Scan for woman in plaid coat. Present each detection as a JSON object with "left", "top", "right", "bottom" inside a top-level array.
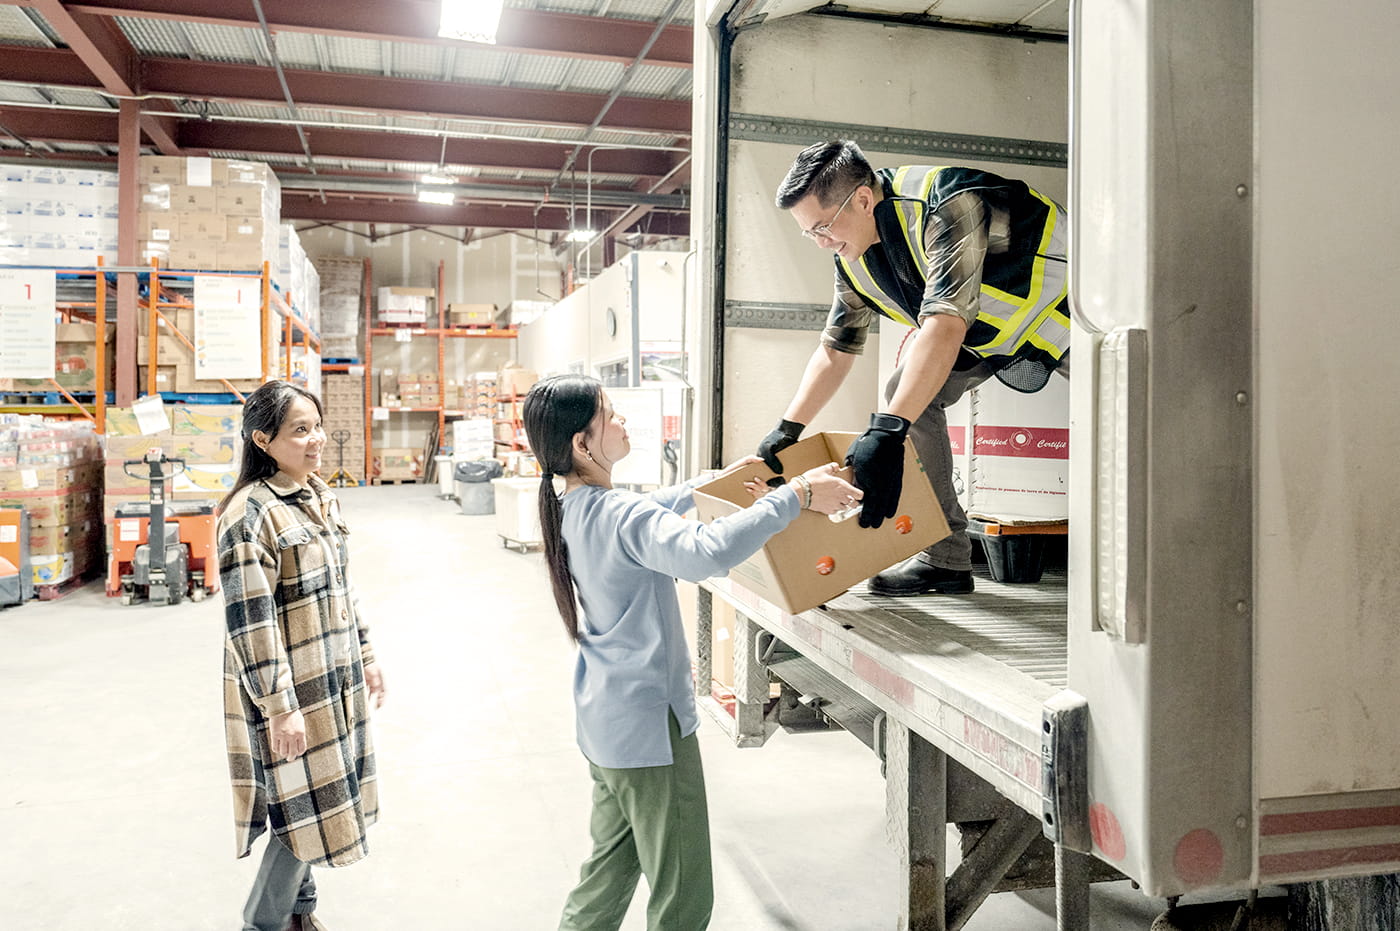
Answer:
[{"left": 217, "top": 381, "right": 387, "bottom": 931}]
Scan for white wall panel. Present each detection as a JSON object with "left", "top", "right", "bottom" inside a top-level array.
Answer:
[{"left": 1255, "top": 0, "right": 1400, "bottom": 799}]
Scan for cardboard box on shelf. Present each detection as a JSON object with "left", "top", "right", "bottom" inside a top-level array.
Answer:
[
  {"left": 448, "top": 303, "right": 497, "bottom": 327},
  {"left": 380, "top": 307, "right": 427, "bottom": 325},
  {"left": 216, "top": 184, "right": 266, "bottom": 217},
  {"left": 692, "top": 432, "right": 950, "bottom": 616},
  {"left": 178, "top": 212, "right": 226, "bottom": 240},
  {"left": 0, "top": 322, "right": 115, "bottom": 393},
  {"left": 138, "top": 156, "right": 185, "bottom": 184},
  {"left": 106, "top": 434, "right": 240, "bottom": 466},
  {"left": 138, "top": 212, "right": 178, "bottom": 241},
  {"left": 137, "top": 333, "right": 195, "bottom": 368},
  {"left": 218, "top": 242, "right": 266, "bottom": 270},
  {"left": 497, "top": 363, "right": 537, "bottom": 398},
  {"left": 171, "top": 404, "right": 244, "bottom": 437},
  {"left": 169, "top": 185, "right": 218, "bottom": 213},
  {"left": 136, "top": 365, "right": 179, "bottom": 394},
  {"left": 374, "top": 448, "right": 421, "bottom": 481},
  {"left": 225, "top": 216, "right": 266, "bottom": 242},
  {"left": 137, "top": 307, "right": 194, "bottom": 337}
]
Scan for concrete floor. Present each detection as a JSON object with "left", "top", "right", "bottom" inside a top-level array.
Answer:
[{"left": 0, "top": 483, "right": 1171, "bottom": 929}]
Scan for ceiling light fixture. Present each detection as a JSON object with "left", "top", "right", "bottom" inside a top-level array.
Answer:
[
  {"left": 566, "top": 230, "right": 597, "bottom": 243},
  {"left": 421, "top": 172, "right": 456, "bottom": 185},
  {"left": 438, "top": 0, "right": 505, "bottom": 45},
  {"left": 418, "top": 190, "right": 456, "bottom": 205}
]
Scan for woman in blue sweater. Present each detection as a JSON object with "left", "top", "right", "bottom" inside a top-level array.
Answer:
[{"left": 523, "top": 375, "right": 860, "bottom": 931}]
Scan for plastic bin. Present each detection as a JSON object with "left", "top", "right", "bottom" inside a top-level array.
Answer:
[
  {"left": 492, "top": 477, "right": 544, "bottom": 551},
  {"left": 968, "top": 524, "right": 1046, "bottom": 583},
  {"left": 454, "top": 460, "right": 503, "bottom": 515}
]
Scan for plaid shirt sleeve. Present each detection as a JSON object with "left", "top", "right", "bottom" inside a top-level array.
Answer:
[
  {"left": 219, "top": 511, "right": 299, "bottom": 718},
  {"left": 821, "top": 265, "right": 876, "bottom": 355},
  {"left": 918, "top": 190, "right": 988, "bottom": 327}
]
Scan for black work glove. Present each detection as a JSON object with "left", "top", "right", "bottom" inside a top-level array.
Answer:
[
  {"left": 757, "top": 419, "right": 805, "bottom": 473},
  {"left": 845, "top": 413, "right": 911, "bottom": 529}
]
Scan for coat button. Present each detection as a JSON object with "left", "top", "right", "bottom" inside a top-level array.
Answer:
[{"left": 341, "top": 609, "right": 348, "bottom": 620}]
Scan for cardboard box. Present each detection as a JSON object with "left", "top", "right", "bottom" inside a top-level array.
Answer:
[
  {"left": 1, "top": 322, "right": 116, "bottom": 393},
  {"left": 178, "top": 212, "right": 226, "bottom": 240},
  {"left": 448, "top": 303, "right": 497, "bottom": 327},
  {"left": 966, "top": 376, "right": 1070, "bottom": 522},
  {"left": 171, "top": 404, "right": 244, "bottom": 436},
  {"left": 216, "top": 184, "right": 266, "bottom": 217},
  {"left": 374, "top": 448, "right": 421, "bottom": 481},
  {"left": 138, "top": 212, "right": 178, "bottom": 241},
  {"left": 137, "top": 365, "right": 180, "bottom": 394},
  {"left": 139, "top": 156, "right": 185, "bottom": 184},
  {"left": 169, "top": 185, "right": 218, "bottom": 213},
  {"left": 497, "top": 364, "right": 538, "bottom": 398},
  {"left": 692, "top": 433, "right": 950, "bottom": 615},
  {"left": 225, "top": 216, "right": 267, "bottom": 242},
  {"left": 106, "top": 434, "right": 240, "bottom": 466}
]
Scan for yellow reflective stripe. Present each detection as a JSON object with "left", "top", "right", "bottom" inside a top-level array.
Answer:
[
  {"left": 968, "top": 191, "right": 1066, "bottom": 357},
  {"left": 840, "top": 257, "right": 919, "bottom": 327},
  {"left": 893, "top": 200, "right": 929, "bottom": 279}
]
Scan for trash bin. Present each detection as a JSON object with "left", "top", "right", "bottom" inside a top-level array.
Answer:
[{"left": 454, "top": 460, "right": 504, "bottom": 515}]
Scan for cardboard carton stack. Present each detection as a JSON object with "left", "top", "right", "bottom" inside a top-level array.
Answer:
[
  {"left": 0, "top": 165, "right": 119, "bottom": 267},
  {"left": 0, "top": 418, "right": 103, "bottom": 588},
  {"left": 103, "top": 405, "right": 243, "bottom": 536},
  {"left": 497, "top": 363, "right": 538, "bottom": 399},
  {"left": 320, "top": 374, "right": 365, "bottom": 484},
  {"left": 137, "top": 156, "right": 280, "bottom": 271},
  {"left": 0, "top": 322, "right": 117, "bottom": 394},
  {"left": 378, "top": 371, "right": 441, "bottom": 409},
  {"left": 276, "top": 224, "right": 319, "bottom": 329},
  {"left": 312, "top": 257, "right": 364, "bottom": 360},
  {"left": 378, "top": 286, "right": 435, "bottom": 325},
  {"left": 466, "top": 371, "right": 498, "bottom": 418}
]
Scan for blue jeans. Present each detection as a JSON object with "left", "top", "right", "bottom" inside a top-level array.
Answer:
[{"left": 243, "top": 832, "right": 316, "bottom": 931}]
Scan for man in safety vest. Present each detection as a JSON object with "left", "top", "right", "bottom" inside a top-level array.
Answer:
[{"left": 757, "top": 140, "right": 1070, "bottom": 596}]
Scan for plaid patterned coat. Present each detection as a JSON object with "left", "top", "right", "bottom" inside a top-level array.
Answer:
[{"left": 218, "top": 471, "right": 378, "bottom": 867}]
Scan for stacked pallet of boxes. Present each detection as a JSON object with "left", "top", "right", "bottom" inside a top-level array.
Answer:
[
  {"left": 320, "top": 375, "right": 366, "bottom": 484},
  {"left": 137, "top": 156, "right": 280, "bottom": 272},
  {"left": 0, "top": 418, "right": 103, "bottom": 592},
  {"left": 136, "top": 305, "right": 262, "bottom": 397},
  {"left": 277, "top": 223, "right": 320, "bottom": 329},
  {"left": 103, "top": 404, "right": 243, "bottom": 545},
  {"left": 0, "top": 165, "right": 118, "bottom": 267},
  {"left": 378, "top": 286, "right": 435, "bottom": 325},
  {"left": 0, "top": 322, "right": 117, "bottom": 396},
  {"left": 312, "top": 257, "right": 364, "bottom": 360}
]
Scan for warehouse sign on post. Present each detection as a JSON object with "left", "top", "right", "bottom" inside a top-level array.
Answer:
[
  {"left": 194, "top": 275, "right": 261, "bottom": 380},
  {"left": 0, "top": 269, "right": 57, "bottom": 378}
]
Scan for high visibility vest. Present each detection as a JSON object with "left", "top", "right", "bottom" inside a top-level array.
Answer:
[{"left": 836, "top": 166, "right": 1071, "bottom": 366}]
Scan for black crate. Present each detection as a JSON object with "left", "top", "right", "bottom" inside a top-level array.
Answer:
[{"left": 969, "top": 528, "right": 1046, "bottom": 584}]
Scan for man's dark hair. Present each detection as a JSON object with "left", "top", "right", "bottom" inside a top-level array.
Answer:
[{"left": 775, "top": 140, "right": 877, "bottom": 209}]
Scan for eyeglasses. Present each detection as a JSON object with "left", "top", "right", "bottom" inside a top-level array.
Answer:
[{"left": 802, "top": 185, "right": 860, "bottom": 241}]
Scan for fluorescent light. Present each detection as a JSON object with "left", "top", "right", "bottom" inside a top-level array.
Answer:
[
  {"left": 418, "top": 190, "right": 455, "bottom": 206},
  {"left": 438, "top": 0, "right": 505, "bottom": 44},
  {"left": 566, "top": 229, "right": 596, "bottom": 243},
  {"left": 420, "top": 172, "right": 456, "bottom": 185}
]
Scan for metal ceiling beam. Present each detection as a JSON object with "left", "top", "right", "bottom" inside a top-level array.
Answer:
[
  {"left": 26, "top": 0, "right": 180, "bottom": 153},
  {"left": 0, "top": 46, "right": 690, "bottom": 135},
  {"left": 141, "top": 57, "right": 692, "bottom": 135},
  {"left": 280, "top": 193, "right": 689, "bottom": 234},
  {"left": 0, "top": 104, "right": 685, "bottom": 177},
  {"left": 49, "top": 0, "right": 693, "bottom": 68}
]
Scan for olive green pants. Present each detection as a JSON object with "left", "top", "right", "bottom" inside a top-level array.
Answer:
[{"left": 558, "top": 711, "right": 713, "bottom": 931}]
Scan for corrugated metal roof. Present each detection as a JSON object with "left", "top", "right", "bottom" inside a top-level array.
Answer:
[
  {"left": 319, "top": 35, "right": 386, "bottom": 75},
  {"left": 48, "top": 89, "right": 117, "bottom": 110},
  {"left": 177, "top": 20, "right": 263, "bottom": 64},
  {"left": 113, "top": 15, "right": 189, "bottom": 57},
  {"left": 0, "top": 7, "right": 53, "bottom": 45},
  {"left": 0, "top": 85, "right": 48, "bottom": 104}
]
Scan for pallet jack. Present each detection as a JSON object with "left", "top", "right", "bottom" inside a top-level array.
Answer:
[
  {"left": 327, "top": 429, "right": 354, "bottom": 487},
  {"left": 106, "top": 450, "right": 218, "bottom": 606}
]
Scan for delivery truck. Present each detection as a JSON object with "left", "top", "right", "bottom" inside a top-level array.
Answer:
[{"left": 684, "top": 0, "right": 1400, "bottom": 927}]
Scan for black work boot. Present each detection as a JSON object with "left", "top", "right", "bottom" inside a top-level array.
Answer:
[{"left": 868, "top": 556, "right": 974, "bottom": 596}]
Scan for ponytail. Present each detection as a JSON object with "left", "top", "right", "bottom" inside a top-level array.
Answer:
[
  {"left": 522, "top": 375, "right": 603, "bottom": 642},
  {"left": 537, "top": 473, "right": 579, "bottom": 640}
]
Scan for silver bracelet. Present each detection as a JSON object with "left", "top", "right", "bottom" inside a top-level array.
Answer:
[{"left": 792, "top": 474, "right": 813, "bottom": 509}]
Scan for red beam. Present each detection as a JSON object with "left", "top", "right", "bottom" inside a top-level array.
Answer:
[
  {"left": 140, "top": 57, "right": 690, "bottom": 135},
  {"left": 0, "top": 105, "right": 685, "bottom": 178},
  {"left": 28, "top": 1, "right": 181, "bottom": 154},
  {"left": 54, "top": 0, "right": 692, "bottom": 68},
  {"left": 281, "top": 192, "right": 688, "bottom": 235},
  {"left": 177, "top": 122, "right": 683, "bottom": 177}
]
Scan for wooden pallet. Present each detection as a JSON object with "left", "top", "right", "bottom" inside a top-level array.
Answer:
[
  {"left": 35, "top": 568, "right": 101, "bottom": 601},
  {"left": 370, "top": 477, "right": 418, "bottom": 485}
]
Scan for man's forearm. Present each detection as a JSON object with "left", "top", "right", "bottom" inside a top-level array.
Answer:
[
  {"left": 784, "top": 344, "right": 857, "bottom": 425},
  {"left": 883, "top": 315, "right": 968, "bottom": 422}
]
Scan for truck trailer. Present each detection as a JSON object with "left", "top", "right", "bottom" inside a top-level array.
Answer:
[{"left": 685, "top": 0, "right": 1400, "bottom": 927}]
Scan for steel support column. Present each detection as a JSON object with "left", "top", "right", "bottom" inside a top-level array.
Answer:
[{"left": 115, "top": 98, "right": 140, "bottom": 404}]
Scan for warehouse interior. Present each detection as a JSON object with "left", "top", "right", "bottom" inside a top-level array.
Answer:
[{"left": 5, "top": 0, "right": 1397, "bottom": 929}]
